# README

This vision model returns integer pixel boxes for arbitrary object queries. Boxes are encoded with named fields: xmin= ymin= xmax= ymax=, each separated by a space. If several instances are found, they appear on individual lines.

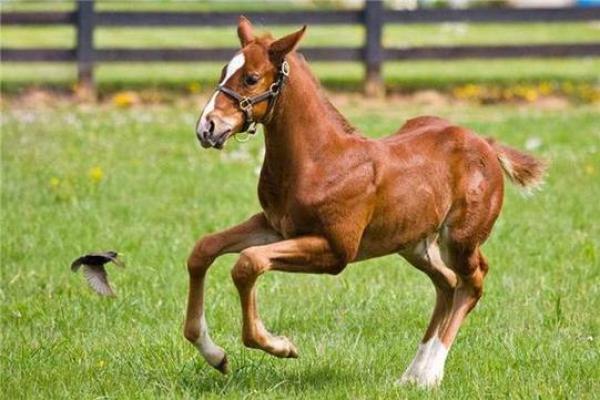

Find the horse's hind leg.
xmin=439 ymin=246 xmax=489 ymax=349
xmin=398 ymin=236 xmax=458 ymax=387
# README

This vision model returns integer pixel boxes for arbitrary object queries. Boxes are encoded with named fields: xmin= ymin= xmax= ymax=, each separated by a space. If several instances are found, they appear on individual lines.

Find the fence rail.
xmin=1 ymin=0 xmax=600 ymax=94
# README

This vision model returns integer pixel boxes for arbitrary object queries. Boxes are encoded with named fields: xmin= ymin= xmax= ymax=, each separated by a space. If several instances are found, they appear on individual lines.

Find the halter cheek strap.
xmin=217 ymin=60 xmax=290 ymax=135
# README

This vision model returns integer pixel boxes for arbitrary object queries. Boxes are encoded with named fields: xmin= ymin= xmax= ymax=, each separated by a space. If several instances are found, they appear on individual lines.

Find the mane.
xmin=293 ymin=53 xmax=358 ymax=135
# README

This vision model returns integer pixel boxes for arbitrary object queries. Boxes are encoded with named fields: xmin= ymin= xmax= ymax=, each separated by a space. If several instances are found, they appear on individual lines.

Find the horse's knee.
xmin=187 ymin=235 xmax=221 ymax=275
xmin=231 ymin=248 xmax=263 ymax=288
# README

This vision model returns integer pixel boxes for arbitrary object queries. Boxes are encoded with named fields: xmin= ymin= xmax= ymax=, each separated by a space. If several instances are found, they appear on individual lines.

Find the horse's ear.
xmin=237 ymin=15 xmax=254 ymax=47
xmin=269 ymin=26 xmax=306 ymax=63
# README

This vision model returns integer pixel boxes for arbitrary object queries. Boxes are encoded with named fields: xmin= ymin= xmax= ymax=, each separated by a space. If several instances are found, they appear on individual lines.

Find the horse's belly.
xmin=355 ymin=234 xmax=402 ymax=260
xmin=354 ymin=224 xmax=429 ymax=261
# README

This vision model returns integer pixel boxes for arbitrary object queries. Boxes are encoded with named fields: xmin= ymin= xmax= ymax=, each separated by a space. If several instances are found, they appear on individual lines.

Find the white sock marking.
xmin=198 ymin=52 xmax=245 ymax=130
xmin=193 ymin=313 xmax=225 ymax=366
xmin=399 ymin=336 xmax=449 ymax=388
xmin=403 ymin=339 xmax=433 ymax=377
xmin=419 ymin=337 xmax=448 ymax=387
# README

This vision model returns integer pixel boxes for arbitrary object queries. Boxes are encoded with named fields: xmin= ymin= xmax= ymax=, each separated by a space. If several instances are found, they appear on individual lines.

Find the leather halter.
xmin=217 ymin=60 xmax=290 ymax=135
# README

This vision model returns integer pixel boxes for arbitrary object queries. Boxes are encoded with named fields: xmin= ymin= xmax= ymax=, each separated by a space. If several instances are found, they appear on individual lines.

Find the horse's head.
xmin=196 ymin=17 xmax=306 ymax=149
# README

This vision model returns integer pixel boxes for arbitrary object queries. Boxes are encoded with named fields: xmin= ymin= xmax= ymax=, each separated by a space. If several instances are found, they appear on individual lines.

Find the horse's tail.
xmin=485 ymin=137 xmax=547 ymax=191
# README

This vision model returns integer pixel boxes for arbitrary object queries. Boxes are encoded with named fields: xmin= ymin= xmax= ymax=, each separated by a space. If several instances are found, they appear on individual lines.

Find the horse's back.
xmin=381 ymin=115 xmax=496 ymax=164
xmin=394 ymin=115 xmax=453 ymax=136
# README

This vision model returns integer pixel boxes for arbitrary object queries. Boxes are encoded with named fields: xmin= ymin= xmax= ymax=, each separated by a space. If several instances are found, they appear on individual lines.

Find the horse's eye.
xmin=244 ymin=74 xmax=260 ymax=86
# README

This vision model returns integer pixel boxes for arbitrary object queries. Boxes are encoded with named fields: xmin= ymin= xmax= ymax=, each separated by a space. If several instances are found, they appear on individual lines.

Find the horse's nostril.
xmin=208 ymin=120 xmax=215 ymax=134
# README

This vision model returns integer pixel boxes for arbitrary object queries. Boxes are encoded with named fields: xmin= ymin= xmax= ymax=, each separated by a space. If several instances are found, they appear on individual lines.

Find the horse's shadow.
xmin=179 ymin=356 xmax=358 ymax=395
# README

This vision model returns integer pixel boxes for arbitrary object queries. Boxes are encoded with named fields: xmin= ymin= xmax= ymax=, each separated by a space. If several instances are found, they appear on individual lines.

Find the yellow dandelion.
xmin=524 ymin=88 xmax=538 ymax=103
xmin=49 ymin=177 xmax=61 ymax=188
xmin=112 ymin=91 xmax=138 ymax=108
xmin=88 ymin=166 xmax=104 ymax=183
xmin=562 ymin=82 xmax=575 ymax=94
xmin=98 ymin=360 xmax=105 ymax=368
xmin=187 ymin=82 xmax=201 ymax=94
xmin=465 ymin=84 xmax=481 ymax=97
xmin=453 ymin=84 xmax=482 ymax=101
xmin=585 ymin=164 xmax=595 ymax=175
xmin=538 ymin=82 xmax=553 ymax=96
xmin=588 ymin=90 xmax=600 ymax=103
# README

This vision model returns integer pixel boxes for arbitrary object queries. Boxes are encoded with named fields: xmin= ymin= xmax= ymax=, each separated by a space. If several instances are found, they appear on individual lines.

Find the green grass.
xmin=2 ymin=58 xmax=599 ymax=94
xmin=3 ymin=23 xmax=600 ymax=48
xmin=1 ymin=96 xmax=599 ymax=398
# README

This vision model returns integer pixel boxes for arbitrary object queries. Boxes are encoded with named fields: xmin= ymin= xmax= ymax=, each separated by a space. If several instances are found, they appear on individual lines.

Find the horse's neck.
xmin=262 ymin=57 xmax=344 ymax=176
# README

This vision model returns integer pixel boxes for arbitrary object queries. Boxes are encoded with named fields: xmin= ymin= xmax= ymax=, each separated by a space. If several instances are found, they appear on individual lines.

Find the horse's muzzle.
xmin=196 ymin=116 xmax=233 ymax=149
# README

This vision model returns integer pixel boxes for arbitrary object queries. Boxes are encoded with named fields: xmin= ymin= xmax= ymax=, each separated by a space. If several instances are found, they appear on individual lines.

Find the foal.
xmin=185 ymin=17 xmax=545 ymax=388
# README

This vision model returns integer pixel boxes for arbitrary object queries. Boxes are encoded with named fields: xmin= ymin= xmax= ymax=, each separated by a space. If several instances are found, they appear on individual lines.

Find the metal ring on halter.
xmin=269 ymin=82 xmax=281 ymax=96
xmin=281 ymin=60 xmax=290 ymax=77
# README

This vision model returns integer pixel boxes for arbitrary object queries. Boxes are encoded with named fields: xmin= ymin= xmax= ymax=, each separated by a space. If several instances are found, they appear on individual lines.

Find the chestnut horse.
xmin=185 ymin=17 xmax=545 ymax=388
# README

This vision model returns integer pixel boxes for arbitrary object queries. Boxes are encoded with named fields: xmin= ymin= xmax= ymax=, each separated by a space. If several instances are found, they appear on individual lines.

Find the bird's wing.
xmin=82 ymin=265 xmax=115 ymax=296
xmin=71 ymin=251 xmax=123 ymax=270
xmin=71 ymin=256 xmax=85 ymax=272
xmin=91 ymin=251 xmax=125 ymax=268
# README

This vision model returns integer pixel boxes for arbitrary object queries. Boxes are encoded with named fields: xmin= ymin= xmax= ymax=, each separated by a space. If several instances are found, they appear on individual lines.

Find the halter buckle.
xmin=239 ymin=97 xmax=252 ymax=111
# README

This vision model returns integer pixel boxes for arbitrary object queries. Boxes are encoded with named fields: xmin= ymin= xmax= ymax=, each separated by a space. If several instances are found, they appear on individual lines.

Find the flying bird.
xmin=71 ymin=251 xmax=124 ymax=296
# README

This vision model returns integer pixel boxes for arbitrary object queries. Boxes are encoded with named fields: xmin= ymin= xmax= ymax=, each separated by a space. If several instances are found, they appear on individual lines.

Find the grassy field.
xmin=1 ymin=93 xmax=599 ymax=398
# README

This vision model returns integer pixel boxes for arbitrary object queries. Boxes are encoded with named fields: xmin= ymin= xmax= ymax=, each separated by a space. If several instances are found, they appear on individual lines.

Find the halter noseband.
xmin=217 ymin=60 xmax=290 ymax=135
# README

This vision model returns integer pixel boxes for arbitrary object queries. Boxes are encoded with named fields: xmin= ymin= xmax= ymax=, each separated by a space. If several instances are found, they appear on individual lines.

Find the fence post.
xmin=76 ymin=0 xmax=95 ymax=94
xmin=364 ymin=0 xmax=384 ymax=97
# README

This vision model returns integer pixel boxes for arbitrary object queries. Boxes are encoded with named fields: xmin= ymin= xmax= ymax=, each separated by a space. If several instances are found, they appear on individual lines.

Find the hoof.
xmin=264 ymin=335 xmax=299 ymax=359
xmin=274 ymin=335 xmax=298 ymax=359
xmin=213 ymin=355 xmax=229 ymax=374
xmin=396 ymin=369 xmax=443 ymax=389
xmin=286 ymin=344 xmax=299 ymax=358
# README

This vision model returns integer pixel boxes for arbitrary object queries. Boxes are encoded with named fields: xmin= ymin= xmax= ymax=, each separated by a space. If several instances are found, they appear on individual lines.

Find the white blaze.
xmin=198 ymin=52 xmax=246 ymax=129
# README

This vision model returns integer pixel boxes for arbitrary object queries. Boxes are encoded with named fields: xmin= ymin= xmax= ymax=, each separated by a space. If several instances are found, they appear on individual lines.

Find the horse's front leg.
xmin=230 ymin=236 xmax=345 ymax=358
xmin=184 ymin=213 xmax=281 ymax=373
